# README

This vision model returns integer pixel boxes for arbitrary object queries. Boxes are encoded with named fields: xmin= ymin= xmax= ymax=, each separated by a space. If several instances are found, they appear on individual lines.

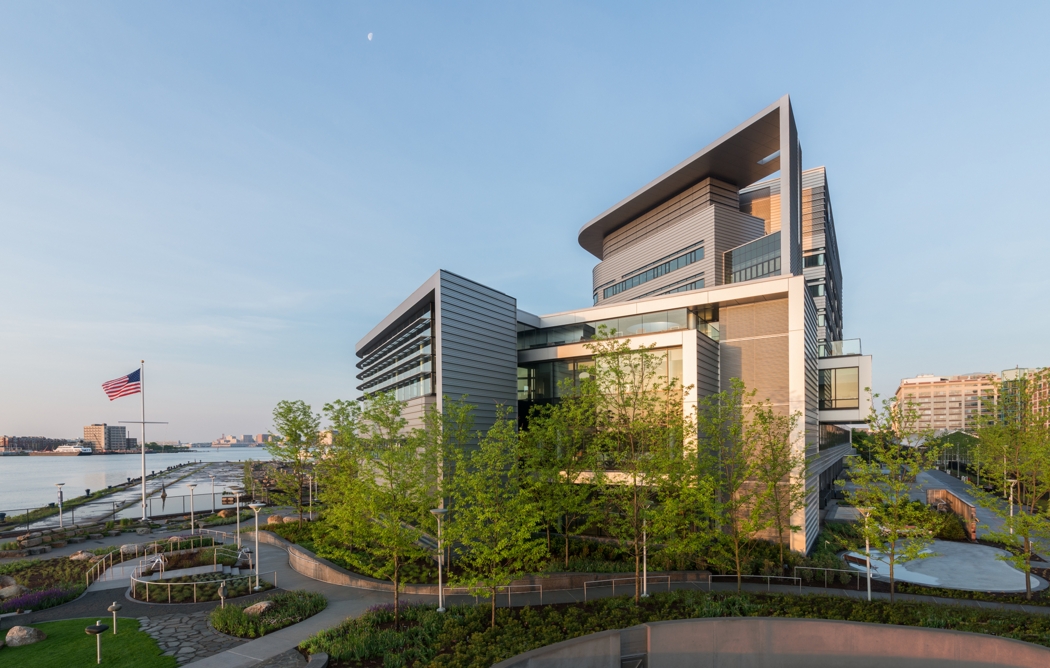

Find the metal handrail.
xmin=583 ymin=575 xmax=671 ymax=601
xmin=84 ymin=535 xmax=221 ymax=586
xmin=794 ymin=566 xmax=864 ymax=591
xmin=707 ymin=574 xmax=801 ymax=592
xmin=129 ymin=570 xmax=278 ymax=603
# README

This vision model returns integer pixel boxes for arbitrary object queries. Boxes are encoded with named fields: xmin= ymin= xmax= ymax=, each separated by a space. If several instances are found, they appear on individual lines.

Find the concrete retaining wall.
xmin=248 ymin=530 xmax=709 ymax=595
xmin=494 ymin=617 xmax=1050 ymax=668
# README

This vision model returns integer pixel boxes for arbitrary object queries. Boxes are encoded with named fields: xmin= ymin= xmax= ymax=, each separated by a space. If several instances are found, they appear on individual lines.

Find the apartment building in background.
xmin=895 ymin=374 xmax=997 ymax=432
xmin=83 ymin=424 xmax=128 ymax=451
xmin=354 ymin=96 xmax=873 ymax=553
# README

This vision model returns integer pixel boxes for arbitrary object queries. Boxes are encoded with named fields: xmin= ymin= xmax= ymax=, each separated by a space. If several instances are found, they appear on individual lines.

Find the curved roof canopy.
xmin=578 ymin=96 xmax=791 ymax=259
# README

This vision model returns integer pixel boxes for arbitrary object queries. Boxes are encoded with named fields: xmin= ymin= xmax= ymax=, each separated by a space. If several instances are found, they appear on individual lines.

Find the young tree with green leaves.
xmin=969 ymin=367 xmax=1050 ymax=599
xmin=700 ymin=379 xmax=772 ymax=590
xmin=840 ymin=393 xmax=940 ymax=601
xmin=267 ymin=400 xmax=321 ymax=525
xmin=750 ymin=403 xmax=807 ymax=567
xmin=318 ymin=398 xmax=368 ymax=552
xmin=521 ymin=376 xmax=603 ymax=567
xmin=586 ymin=330 xmax=687 ymax=602
xmin=448 ymin=406 xmax=546 ymax=627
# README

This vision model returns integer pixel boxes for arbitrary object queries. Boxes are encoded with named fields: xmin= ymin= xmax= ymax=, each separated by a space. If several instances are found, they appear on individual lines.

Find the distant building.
xmin=126 ymin=437 xmax=138 ymax=448
xmin=212 ymin=434 xmax=252 ymax=447
xmin=0 ymin=436 xmax=70 ymax=452
xmin=254 ymin=434 xmax=273 ymax=443
xmin=83 ymin=424 xmax=128 ymax=451
xmin=896 ymin=373 xmax=998 ymax=432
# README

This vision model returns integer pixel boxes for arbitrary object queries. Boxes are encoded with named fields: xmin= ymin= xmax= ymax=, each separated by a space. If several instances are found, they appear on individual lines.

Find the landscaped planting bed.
xmin=132 ymin=572 xmax=273 ymax=603
xmin=300 ymin=590 xmax=1050 ymax=668
xmin=210 ymin=590 xmax=327 ymax=638
xmin=0 ymin=558 xmax=88 ymax=613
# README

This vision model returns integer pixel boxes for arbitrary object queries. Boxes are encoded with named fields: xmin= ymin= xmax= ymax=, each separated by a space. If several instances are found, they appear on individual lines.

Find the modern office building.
xmin=355 ymin=95 xmax=872 ymax=552
xmin=895 ymin=373 xmax=997 ymax=432
xmin=83 ymin=424 xmax=128 ymax=451
xmin=896 ymin=367 xmax=1049 ymax=433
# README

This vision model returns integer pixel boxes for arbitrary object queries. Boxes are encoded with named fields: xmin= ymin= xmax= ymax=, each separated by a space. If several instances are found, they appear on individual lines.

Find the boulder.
xmin=0 ymin=575 xmax=15 ymax=587
xmin=282 ymin=516 xmax=299 ymax=524
xmin=40 ymin=535 xmax=52 ymax=544
xmin=68 ymin=536 xmax=85 ymax=544
xmin=5 ymin=626 xmax=46 ymax=647
xmin=69 ymin=550 xmax=94 ymax=562
xmin=51 ymin=541 xmax=67 ymax=548
xmin=135 ymin=527 xmax=151 ymax=536
xmin=106 ymin=530 xmax=121 ymax=537
xmin=120 ymin=544 xmax=139 ymax=556
xmin=18 ymin=538 xmax=42 ymax=548
xmin=243 ymin=601 xmax=275 ymax=616
xmin=217 ymin=509 xmax=235 ymax=518
xmin=87 ymin=533 xmax=103 ymax=540
xmin=40 ymin=529 xmax=52 ymax=536
xmin=266 ymin=515 xmax=284 ymax=525
xmin=0 ymin=584 xmax=29 ymax=601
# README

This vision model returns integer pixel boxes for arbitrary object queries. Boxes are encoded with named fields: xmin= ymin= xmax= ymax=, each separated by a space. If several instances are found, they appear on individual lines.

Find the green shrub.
xmin=0 ymin=541 xmax=19 ymax=551
xmin=300 ymin=590 xmax=1050 ymax=668
xmin=211 ymin=590 xmax=327 ymax=638
xmin=935 ymin=513 xmax=968 ymax=541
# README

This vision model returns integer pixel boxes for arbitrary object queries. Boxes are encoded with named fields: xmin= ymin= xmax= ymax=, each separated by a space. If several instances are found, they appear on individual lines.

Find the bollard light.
xmin=85 ymin=620 xmax=109 ymax=664
xmin=188 ymin=483 xmax=197 ymax=535
xmin=218 ymin=581 xmax=227 ymax=609
xmin=249 ymin=502 xmax=265 ymax=590
xmin=108 ymin=602 xmax=122 ymax=634
xmin=56 ymin=483 xmax=66 ymax=530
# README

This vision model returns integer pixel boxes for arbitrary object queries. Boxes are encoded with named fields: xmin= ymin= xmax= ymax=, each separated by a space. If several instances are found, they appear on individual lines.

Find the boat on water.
xmin=30 ymin=444 xmax=94 ymax=456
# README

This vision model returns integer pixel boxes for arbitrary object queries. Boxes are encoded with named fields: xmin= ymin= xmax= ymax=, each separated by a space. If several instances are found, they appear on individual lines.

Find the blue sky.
xmin=1 ymin=2 xmax=1048 ymax=442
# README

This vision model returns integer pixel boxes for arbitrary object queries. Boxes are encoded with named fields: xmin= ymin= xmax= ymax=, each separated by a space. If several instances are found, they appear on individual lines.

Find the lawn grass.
xmin=0 ymin=618 xmax=175 ymax=668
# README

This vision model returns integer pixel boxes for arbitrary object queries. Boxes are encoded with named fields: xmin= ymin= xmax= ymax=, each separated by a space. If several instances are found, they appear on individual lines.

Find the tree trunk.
xmin=393 ymin=566 xmax=400 ymax=631
xmin=1025 ymin=537 xmax=1032 ymax=600
xmin=734 ymin=536 xmax=742 ymax=592
xmin=491 ymin=586 xmax=497 ymax=628
xmin=564 ymin=531 xmax=570 ymax=569
xmin=889 ymin=556 xmax=895 ymax=602
xmin=546 ymin=525 xmax=551 ymax=554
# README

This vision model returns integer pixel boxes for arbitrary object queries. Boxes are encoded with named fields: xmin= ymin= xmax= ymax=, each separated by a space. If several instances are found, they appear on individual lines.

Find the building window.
xmin=820 ymin=367 xmax=860 ymax=410
xmin=724 ymin=232 xmax=781 ymax=284
xmin=518 ymin=348 xmax=683 ymax=403
xmin=804 ymin=252 xmax=825 ymax=267
xmin=817 ymin=313 xmax=826 ymax=327
xmin=604 ymin=246 xmax=704 ymax=299
xmin=807 ymin=283 xmax=825 ymax=297
xmin=517 ymin=308 xmax=692 ymax=350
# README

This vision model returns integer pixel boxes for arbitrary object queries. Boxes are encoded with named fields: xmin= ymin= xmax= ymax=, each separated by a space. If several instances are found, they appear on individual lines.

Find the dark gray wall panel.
xmin=696 ymin=332 xmax=720 ymax=398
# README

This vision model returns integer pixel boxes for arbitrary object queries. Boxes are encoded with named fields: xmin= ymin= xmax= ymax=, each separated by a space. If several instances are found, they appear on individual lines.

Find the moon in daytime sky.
xmin=367 ymin=32 xmax=373 ymax=41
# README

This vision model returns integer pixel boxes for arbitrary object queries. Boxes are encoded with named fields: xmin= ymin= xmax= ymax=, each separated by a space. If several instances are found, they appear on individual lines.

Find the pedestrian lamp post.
xmin=107 ymin=602 xmax=121 ymax=634
xmin=308 ymin=474 xmax=313 ymax=521
xmin=188 ymin=483 xmax=197 ymax=535
xmin=56 ymin=483 xmax=65 ymax=529
xmin=641 ymin=500 xmax=653 ymax=598
xmin=430 ymin=508 xmax=448 ymax=612
xmin=1008 ymin=479 xmax=1018 ymax=535
xmin=235 ymin=489 xmax=242 ymax=548
xmin=859 ymin=508 xmax=873 ymax=602
xmin=249 ymin=502 xmax=265 ymax=591
xmin=85 ymin=621 xmax=109 ymax=664
xmin=209 ymin=474 xmax=216 ymax=514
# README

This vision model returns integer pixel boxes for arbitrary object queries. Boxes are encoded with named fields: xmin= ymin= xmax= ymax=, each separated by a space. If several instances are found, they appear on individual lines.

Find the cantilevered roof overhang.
xmin=578 ymin=95 xmax=792 ymax=260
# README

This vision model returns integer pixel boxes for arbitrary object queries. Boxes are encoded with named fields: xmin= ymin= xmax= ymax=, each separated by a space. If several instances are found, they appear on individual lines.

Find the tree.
xmin=521 ymin=377 xmax=603 ymax=568
xmin=267 ymin=400 xmax=321 ymax=525
xmin=448 ymin=406 xmax=546 ymax=627
xmin=700 ymin=379 xmax=772 ymax=590
xmin=969 ymin=367 xmax=1050 ymax=599
xmin=750 ymin=403 xmax=807 ymax=567
xmin=319 ymin=399 xmax=368 ymax=552
xmin=840 ymin=393 xmax=940 ymax=601
xmin=586 ymin=329 xmax=687 ymax=601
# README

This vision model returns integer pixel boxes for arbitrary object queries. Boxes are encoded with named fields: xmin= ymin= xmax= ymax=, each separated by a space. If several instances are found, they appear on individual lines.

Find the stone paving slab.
xmin=139 ymin=610 xmax=248 ymax=666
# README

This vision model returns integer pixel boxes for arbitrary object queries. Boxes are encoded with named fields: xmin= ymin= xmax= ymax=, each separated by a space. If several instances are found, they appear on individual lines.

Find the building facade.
xmin=83 ymin=424 xmax=128 ymax=451
xmin=355 ymin=96 xmax=873 ymax=553
xmin=896 ymin=367 xmax=1049 ymax=433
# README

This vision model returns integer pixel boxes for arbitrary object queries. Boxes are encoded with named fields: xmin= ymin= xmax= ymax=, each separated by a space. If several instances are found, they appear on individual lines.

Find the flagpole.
xmin=141 ymin=360 xmax=147 ymax=522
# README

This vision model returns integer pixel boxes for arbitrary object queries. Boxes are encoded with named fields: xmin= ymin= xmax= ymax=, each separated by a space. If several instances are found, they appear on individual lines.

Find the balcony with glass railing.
xmin=818 ymin=339 xmax=862 ymax=358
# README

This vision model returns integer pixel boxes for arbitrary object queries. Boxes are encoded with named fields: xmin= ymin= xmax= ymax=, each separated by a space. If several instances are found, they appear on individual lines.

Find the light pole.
xmin=56 ymin=483 xmax=65 ymax=529
xmin=85 ymin=621 xmax=108 ymax=664
xmin=107 ymin=602 xmax=121 ymax=634
xmin=861 ymin=509 xmax=872 ymax=602
xmin=1008 ymin=479 xmax=1018 ymax=535
xmin=209 ymin=474 xmax=216 ymax=514
xmin=430 ymin=508 xmax=447 ymax=612
xmin=249 ymin=502 xmax=264 ymax=590
xmin=235 ymin=489 xmax=242 ymax=548
xmin=188 ymin=483 xmax=197 ymax=535
xmin=308 ymin=474 xmax=313 ymax=520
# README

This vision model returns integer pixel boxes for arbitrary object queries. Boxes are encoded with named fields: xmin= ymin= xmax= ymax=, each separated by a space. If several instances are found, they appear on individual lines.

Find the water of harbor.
xmin=0 ymin=448 xmax=273 ymax=520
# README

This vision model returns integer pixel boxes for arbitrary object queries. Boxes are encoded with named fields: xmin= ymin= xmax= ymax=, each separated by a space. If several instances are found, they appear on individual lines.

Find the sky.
xmin=1 ymin=2 xmax=1048 ymax=442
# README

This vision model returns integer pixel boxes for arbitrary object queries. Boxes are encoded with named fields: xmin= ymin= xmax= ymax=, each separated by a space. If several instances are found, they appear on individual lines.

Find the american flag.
xmin=102 ymin=369 xmax=141 ymax=400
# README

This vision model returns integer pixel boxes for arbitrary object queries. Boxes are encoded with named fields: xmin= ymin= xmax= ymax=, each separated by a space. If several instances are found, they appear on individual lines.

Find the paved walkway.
xmin=139 ymin=610 xmax=248 ymax=665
